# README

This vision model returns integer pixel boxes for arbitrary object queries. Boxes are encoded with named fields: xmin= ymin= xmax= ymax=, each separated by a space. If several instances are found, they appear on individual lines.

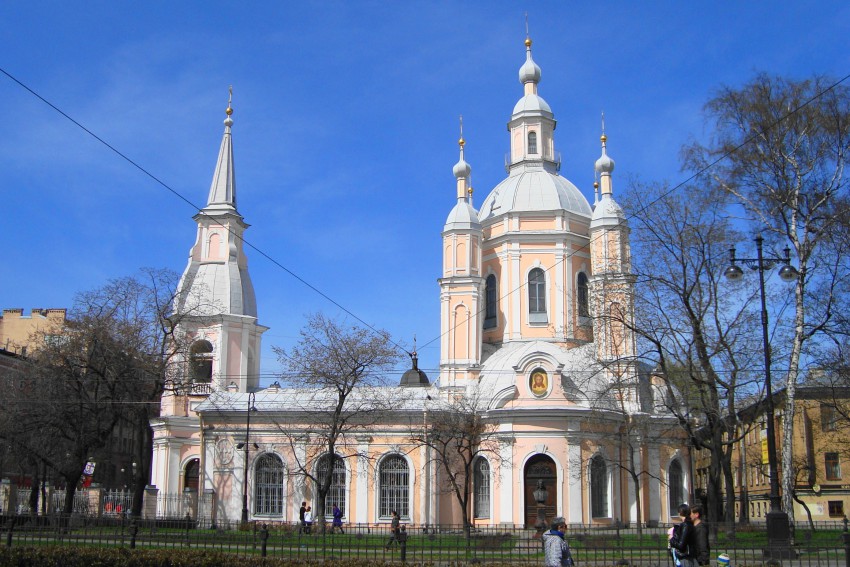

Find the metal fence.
xmin=3 ymin=517 xmax=850 ymax=565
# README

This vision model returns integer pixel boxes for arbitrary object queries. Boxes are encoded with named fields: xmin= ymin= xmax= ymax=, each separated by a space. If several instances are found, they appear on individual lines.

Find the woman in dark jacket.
xmin=670 ymin=504 xmax=696 ymax=567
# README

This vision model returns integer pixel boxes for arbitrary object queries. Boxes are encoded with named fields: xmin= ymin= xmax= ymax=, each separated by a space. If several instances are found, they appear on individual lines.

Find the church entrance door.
xmin=524 ymin=454 xmax=557 ymax=528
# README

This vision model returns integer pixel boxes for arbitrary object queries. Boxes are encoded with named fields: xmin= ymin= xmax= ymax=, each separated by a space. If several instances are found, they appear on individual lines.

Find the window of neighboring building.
xmin=829 ymin=500 xmax=845 ymax=517
xmin=484 ymin=274 xmax=498 ymax=329
xmin=822 ymin=403 xmax=838 ymax=432
xmin=190 ymin=340 xmax=214 ymax=382
xmin=316 ymin=454 xmax=346 ymax=519
xmin=577 ymin=272 xmax=589 ymax=318
xmin=668 ymin=459 xmax=684 ymax=513
xmin=528 ymin=268 xmax=547 ymax=323
xmin=254 ymin=453 xmax=285 ymax=516
xmin=528 ymin=131 xmax=538 ymax=154
xmin=379 ymin=454 xmax=410 ymax=520
xmin=826 ymin=452 xmax=842 ymax=480
xmin=473 ymin=457 xmax=490 ymax=519
xmin=590 ymin=455 xmax=608 ymax=518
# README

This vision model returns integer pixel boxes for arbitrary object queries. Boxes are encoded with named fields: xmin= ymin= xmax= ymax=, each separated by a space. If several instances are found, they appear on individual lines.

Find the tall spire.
xmin=452 ymin=116 xmax=472 ymax=200
xmin=206 ymin=86 xmax=237 ymax=210
xmin=594 ymin=114 xmax=615 ymax=197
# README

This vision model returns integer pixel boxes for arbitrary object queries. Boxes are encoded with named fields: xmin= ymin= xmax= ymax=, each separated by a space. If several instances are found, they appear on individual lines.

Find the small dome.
xmin=400 ymin=367 xmax=430 ymax=387
xmin=453 ymin=158 xmax=471 ymax=178
xmin=595 ymin=151 xmax=615 ymax=173
xmin=519 ymin=42 xmax=541 ymax=84
xmin=590 ymin=194 xmax=626 ymax=229
xmin=400 ymin=351 xmax=430 ymax=387
xmin=444 ymin=201 xmax=481 ymax=231
xmin=512 ymin=94 xmax=552 ymax=116
xmin=595 ymin=135 xmax=615 ymax=173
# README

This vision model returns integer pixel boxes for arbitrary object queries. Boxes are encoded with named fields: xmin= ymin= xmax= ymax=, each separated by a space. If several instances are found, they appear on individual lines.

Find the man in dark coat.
xmin=690 ymin=505 xmax=710 ymax=566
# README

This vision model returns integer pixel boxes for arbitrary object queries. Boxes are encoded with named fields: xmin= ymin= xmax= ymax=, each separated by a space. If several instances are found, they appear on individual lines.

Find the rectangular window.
xmin=825 ymin=452 xmax=841 ymax=480
xmin=822 ymin=404 xmax=838 ymax=432
xmin=829 ymin=500 xmax=844 ymax=517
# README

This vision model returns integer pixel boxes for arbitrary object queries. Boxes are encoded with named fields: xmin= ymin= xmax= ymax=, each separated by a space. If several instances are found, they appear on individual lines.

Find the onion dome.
xmin=453 ymin=136 xmax=472 ymax=178
xmin=518 ymin=37 xmax=541 ymax=85
xmin=594 ymin=134 xmax=615 ymax=173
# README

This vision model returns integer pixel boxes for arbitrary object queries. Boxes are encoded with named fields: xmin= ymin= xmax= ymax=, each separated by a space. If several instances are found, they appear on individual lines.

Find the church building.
xmin=150 ymin=36 xmax=689 ymax=527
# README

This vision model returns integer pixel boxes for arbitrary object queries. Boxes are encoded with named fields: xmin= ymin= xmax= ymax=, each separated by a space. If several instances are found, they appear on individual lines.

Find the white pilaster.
xmin=568 ymin=442 xmax=583 ymax=524
xmin=498 ymin=436 xmax=514 ymax=524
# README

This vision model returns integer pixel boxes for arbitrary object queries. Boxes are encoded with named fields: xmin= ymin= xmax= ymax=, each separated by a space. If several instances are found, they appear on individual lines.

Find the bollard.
xmin=184 ymin=512 xmax=192 ymax=547
xmin=260 ymin=523 xmax=269 ymax=557
xmin=843 ymin=516 xmax=850 ymax=567
xmin=399 ymin=525 xmax=408 ymax=562
xmin=129 ymin=518 xmax=139 ymax=549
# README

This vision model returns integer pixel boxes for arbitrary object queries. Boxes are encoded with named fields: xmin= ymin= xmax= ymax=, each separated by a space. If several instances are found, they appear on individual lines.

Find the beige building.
xmin=694 ymin=384 xmax=850 ymax=523
xmin=0 ymin=308 xmax=66 ymax=357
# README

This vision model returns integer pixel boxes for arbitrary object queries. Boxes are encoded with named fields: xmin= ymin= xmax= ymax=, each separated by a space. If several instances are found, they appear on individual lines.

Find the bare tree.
xmin=272 ymin=313 xmax=403 ymax=531
xmin=406 ymin=389 xmax=500 ymax=539
xmin=623 ymin=180 xmax=761 ymax=531
xmin=0 ymin=269 xmax=188 ymax=516
xmin=690 ymin=74 xmax=850 ymax=519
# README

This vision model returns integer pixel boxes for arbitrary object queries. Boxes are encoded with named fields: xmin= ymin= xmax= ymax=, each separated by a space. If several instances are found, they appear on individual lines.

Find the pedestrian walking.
xmin=332 ymin=504 xmax=344 ymax=534
xmin=385 ymin=510 xmax=401 ymax=549
xmin=542 ymin=516 xmax=575 ymax=566
xmin=304 ymin=505 xmax=313 ymax=534
xmin=690 ymin=505 xmax=710 ymax=566
xmin=669 ymin=504 xmax=696 ymax=567
xmin=299 ymin=501 xmax=307 ymax=534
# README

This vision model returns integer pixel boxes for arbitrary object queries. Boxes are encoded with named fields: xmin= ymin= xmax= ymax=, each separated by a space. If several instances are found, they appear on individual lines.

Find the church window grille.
xmin=317 ymin=454 xmax=346 ymax=519
xmin=668 ymin=459 xmax=684 ymax=513
xmin=528 ymin=131 xmax=538 ymax=154
xmin=590 ymin=455 xmax=608 ymax=518
xmin=484 ymin=275 xmax=498 ymax=329
xmin=473 ymin=458 xmax=491 ymax=518
xmin=528 ymin=268 xmax=547 ymax=323
xmin=577 ymin=272 xmax=589 ymax=318
xmin=254 ymin=453 xmax=285 ymax=516
xmin=379 ymin=454 xmax=410 ymax=520
xmin=190 ymin=340 xmax=213 ymax=383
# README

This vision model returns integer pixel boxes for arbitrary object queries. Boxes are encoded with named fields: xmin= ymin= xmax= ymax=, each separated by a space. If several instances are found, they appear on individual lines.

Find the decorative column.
xmin=355 ymin=435 xmax=371 ymax=524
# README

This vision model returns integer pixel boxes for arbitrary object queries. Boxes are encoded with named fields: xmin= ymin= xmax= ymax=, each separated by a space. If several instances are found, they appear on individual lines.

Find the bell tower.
xmin=439 ymin=124 xmax=484 ymax=388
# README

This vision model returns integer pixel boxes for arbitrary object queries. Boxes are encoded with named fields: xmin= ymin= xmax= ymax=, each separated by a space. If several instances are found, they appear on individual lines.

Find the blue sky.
xmin=2 ymin=2 xmax=849 ymax=382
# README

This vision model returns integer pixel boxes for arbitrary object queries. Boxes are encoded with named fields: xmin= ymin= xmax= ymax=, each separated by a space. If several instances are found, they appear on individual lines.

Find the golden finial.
xmin=593 ymin=181 xmax=599 ymax=189
xmin=468 ymin=187 xmax=474 ymax=195
xmin=524 ymin=13 xmax=531 ymax=46
xmin=226 ymin=85 xmax=233 ymax=116
xmin=458 ymin=115 xmax=465 ymax=147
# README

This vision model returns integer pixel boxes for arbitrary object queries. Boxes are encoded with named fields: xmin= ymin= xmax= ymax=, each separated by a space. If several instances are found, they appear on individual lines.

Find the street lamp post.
xmin=237 ymin=392 xmax=258 ymax=523
xmin=725 ymin=235 xmax=798 ymax=554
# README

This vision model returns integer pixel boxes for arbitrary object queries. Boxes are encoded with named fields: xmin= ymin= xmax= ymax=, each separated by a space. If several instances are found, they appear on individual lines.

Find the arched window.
xmin=590 ymin=455 xmax=608 ymax=518
xmin=379 ymin=454 xmax=410 ymax=520
xmin=317 ymin=454 xmax=346 ymax=519
xmin=528 ymin=131 xmax=538 ymax=154
xmin=577 ymin=272 xmax=589 ymax=318
xmin=528 ymin=268 xmax=547 ymax=323
xmin=484 ymin=274 xmax=498 ymax=329
xmin=184 ymin=458 xmax=200 ymax=491
xmin=190 ymin=340 xmax=213 ymax=382
xmin=668 ymin=459 xmax=684 ymax=513
xmin=473 ymin=457 xmax=491 ymax=519
xmin=254 ymin=454 xmax=285 ymax=515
